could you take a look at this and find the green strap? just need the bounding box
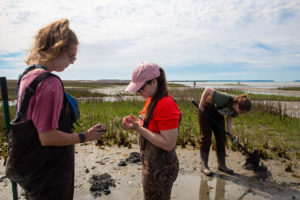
[0,77,18,200]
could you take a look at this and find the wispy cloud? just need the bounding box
[253,43,276,52]
[277,8,296,24]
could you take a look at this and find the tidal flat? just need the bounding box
[0,80,299,199]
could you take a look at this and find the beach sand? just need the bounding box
[1,143,299,200]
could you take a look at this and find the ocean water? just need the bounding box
[170,81,300,89]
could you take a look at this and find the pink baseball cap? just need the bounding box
[126,62,161,92]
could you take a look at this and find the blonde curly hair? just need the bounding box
[26,18,78,65]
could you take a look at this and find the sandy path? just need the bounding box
[1,143,299,200]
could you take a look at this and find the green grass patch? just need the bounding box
[224,83,248,86]
[0,100,299,163]
[3,80,300,101]
[63,80,129,88]
[278,87,300,91]
[65,89,108,98]
[167,83,188,87]
[169,87,300,101]
[233,103,300,161]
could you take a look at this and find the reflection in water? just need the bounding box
[199,177,210,200]
[199,176,225,200]
[215,177,225,200]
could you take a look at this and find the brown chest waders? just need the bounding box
[139,118,179,200]
[5,72,75,200]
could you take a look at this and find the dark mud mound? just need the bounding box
[118,152,140,166]
[89,173,116,197]
[244,162,271,180]
[125,152,140,163]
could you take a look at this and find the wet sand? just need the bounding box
[1,143,299,200]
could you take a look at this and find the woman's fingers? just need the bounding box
[122,115,140,130]
[129,114,137,121]
[93,123,107,132]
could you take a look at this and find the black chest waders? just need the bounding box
[139,98,180,200]
[5,72,75,200]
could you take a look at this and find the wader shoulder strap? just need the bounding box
[15,72,62,121]
[216,96,233,110]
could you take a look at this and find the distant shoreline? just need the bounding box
[168,80,275,82]
[97,80,300,83]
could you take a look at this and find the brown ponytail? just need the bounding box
[233,94,251,111]
[144,68,168,122]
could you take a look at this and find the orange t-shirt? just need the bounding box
[139,96,181,133]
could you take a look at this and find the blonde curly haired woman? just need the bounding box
[5,19,106,200]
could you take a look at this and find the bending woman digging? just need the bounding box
[122,62,181,200]
[198,87,251,176]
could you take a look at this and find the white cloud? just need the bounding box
[0,0,300,80]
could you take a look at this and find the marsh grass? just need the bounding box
[232,102,300,161]
[65,88,108,98]
[0,99,299,163]
[74,100,144,148]
[71,99,299,162]
[0,83,299,164]
[3,80,300,101]
[278,87,300,91]
[0,79,129,101]
[0,106,15,159]
[63,80,129,88]
[224,83,248,86]
[167,83,187,87]
[169,87,300,101]
[74,100,201,148]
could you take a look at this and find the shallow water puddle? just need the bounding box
[75,172,299,200]
[172,174,263,200]
[172,174,299,200]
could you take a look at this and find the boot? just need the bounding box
[217,152,234,174]
[200,152,213,176]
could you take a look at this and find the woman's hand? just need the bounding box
[122,114,139,130]
[199,104,204,112]
[38,123,107,146]
[85,123,107,141]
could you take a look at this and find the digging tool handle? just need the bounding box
[192,100,251,155]
[0,77,18,200]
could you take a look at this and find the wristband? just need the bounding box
[79,132,86,143]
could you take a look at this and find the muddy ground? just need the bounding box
[0,143,299,200]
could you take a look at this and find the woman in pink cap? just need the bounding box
[122,62,181,200]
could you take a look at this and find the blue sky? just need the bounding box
[0,0,299,81]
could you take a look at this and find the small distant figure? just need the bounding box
[193,81,196,88]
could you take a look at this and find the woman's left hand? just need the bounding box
[122,114,139,130]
